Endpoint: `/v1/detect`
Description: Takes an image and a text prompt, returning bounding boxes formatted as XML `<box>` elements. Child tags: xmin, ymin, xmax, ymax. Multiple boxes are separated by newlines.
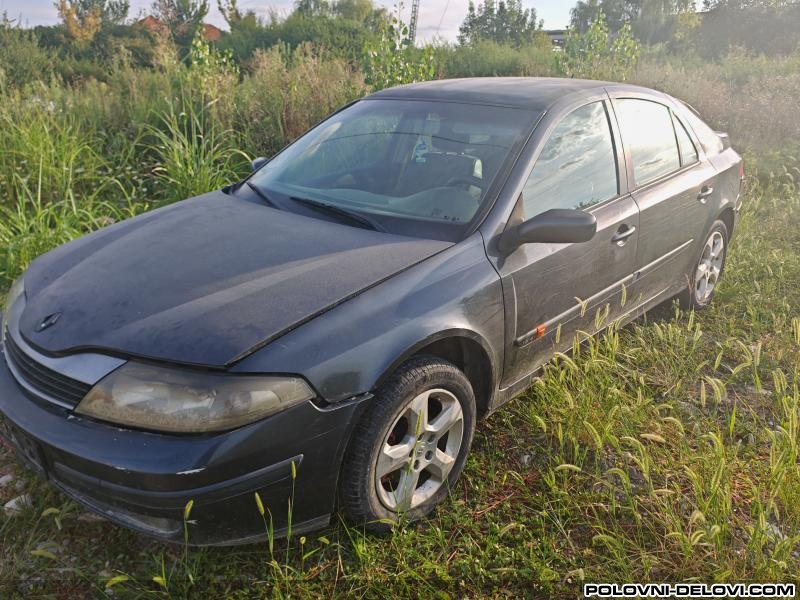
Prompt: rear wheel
<box><xmin>679</xmin><ymin>219</ymin><xmax>728</xmax><ymax>310</ymax></box>
<box><xmin>339</xmin><ymin>356</ymin><xmax>476</xmax><ymax>531</ymax></box>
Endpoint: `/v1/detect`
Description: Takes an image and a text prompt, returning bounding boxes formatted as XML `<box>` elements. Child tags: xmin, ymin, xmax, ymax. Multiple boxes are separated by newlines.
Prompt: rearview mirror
<box><xmin>251</xmin><ymin>156</ymin><xmax>269</xmax><ymax>172</ymax></box>
<box><xmin>498</xmin><ymin>208</ymin><xmax>597</xmax><ymax>254</ymax></box>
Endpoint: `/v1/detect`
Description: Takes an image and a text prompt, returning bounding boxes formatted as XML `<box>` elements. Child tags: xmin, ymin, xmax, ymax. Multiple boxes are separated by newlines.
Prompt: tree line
<box><xmin>0</xmin><ymin>0</ymin><xmax>798</xmax><ymax>87</ymax></box>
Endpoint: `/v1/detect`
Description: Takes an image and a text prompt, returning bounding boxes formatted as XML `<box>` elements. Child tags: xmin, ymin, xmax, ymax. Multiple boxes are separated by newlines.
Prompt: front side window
<box><xmin>249</xmin><ymin>99</ymin><xmax>537</xmax><ymax>240</ymax></box>
<box><xmin>615</xmin><ymin>98</ymin><xmax>681</xmax><ymax>186</ymax></box>
<box><xmin>522</xmin><ymin>101</ymin><xmax>618</xmax><ymax>219</ymax></box>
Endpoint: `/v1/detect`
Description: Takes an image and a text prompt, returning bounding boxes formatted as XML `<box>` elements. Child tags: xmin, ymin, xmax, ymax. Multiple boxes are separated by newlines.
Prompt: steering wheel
<box><xmin>445</xmin><ymin>175</ymin><xmax>485</xmax><ymax>192</ymax></box>
<box><xmin>334</xmin><ymin>172</ymin><xmax>376</xmax><ymax>189</ymax></box>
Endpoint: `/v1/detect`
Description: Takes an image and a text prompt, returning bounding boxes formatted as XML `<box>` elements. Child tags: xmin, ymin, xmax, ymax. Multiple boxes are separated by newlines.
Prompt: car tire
<box><xmin>678</xmin><ymin>219</ymin><xmax>729</xmax><ymax>310</ymax></box>
<box><xmin>339</xmin><ymin>356</ymin><xmax>476</xmax><ymax>532</ymax></box>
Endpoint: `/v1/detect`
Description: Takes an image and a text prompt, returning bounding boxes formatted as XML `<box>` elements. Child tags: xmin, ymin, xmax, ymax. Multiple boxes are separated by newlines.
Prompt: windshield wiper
<box><xmin>246</xmin><ymin>181</ymin><xmax>278</xmax><ymax>208</ymax></box>
<box><xmin>289</xmin><ymin>196</ymin><xmax>384</xmax><ymax>232</ymax></box>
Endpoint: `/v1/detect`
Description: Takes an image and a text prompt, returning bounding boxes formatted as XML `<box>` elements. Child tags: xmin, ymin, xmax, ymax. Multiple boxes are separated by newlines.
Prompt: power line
<box><xmin>436</xmin><ymin>0</ymin><xmax>452</xmax><ymax>34</ymax></box>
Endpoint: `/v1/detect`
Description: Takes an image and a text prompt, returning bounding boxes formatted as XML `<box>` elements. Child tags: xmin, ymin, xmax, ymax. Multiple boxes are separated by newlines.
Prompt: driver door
<box><xmin>497</xmin><ymin>100</ymin><xmax>640</xmax><ymax>387</ymax></box>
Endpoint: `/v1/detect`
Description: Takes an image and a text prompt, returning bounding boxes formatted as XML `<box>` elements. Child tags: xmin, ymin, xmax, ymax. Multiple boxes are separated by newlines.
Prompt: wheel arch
<box><xmin>717</xmin><ymin>205</ymin><xmax>735</xmax><ymax>238</ymax></box>
<box><xmin>373</xmin><ymin>329</ymin><xmax>498</xmax><ymax>419</ymax></box>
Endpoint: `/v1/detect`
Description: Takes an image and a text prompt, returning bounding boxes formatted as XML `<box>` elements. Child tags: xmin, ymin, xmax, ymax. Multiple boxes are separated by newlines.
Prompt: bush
<box><xmin>559</xmin><ymin>13</ymin><xmax>640</xmax><ymax>81</ymax></box>
<box><xmin>2</xmin><ymin>9</ymin><xmax>798</xmax><ymax>289</ymax></box>
<box><xmin>694</xmin><ymin>4</ymin><xmax>800</xmax><ymax>58</ymax></box>
<box><xmin>0</xmin><ymin>91</ymin><xmax>116</xmax><ymax>207</ymax></box>
<box><xmin>0</xmin><ymin>193</ymin><xmax>137</xmax><ymax>286</ymax></box>
<box><xmin>218</xmin><ymin>13</ymin><xmax>381</xmax><ymax>65</ymax></box>
<box><xmin>632</xmin><ymin>48</ymin><xmax>800</xmax><ymax>166</ymax></box>
<box><xmin>236</xmin><ymin>44</ymin><xmax>367</xmax><ymax>155</ymax></box>
<box><xmin>440</xmin><ymin>40</ymin><xmax>556</xmax><ymax>77</ymax></box>
<box><xmin>0</xmin><ymin>20</ymin><xmax>53</xmax><ymax>87</ymax></box>
<box><xmin>364</xmin><ymin>15</ymin><xmax>436</xmax><ymax>91</ymax></box>
<box><xmin>147</xmin><ymin>100</ymin><xmax>249</xmax><ymax>204</ymax></box>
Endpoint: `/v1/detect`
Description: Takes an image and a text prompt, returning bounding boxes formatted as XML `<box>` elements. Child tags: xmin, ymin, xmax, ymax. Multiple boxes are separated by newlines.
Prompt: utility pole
<box><xmin>409</xmin><ymin>0</ymin><xmax>420</xmax><ymax>44</ymax></box>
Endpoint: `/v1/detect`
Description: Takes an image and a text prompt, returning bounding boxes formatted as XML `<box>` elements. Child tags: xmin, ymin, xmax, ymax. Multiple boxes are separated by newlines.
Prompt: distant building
<box><xmin>543</xmin><ymin>29</ymin><xmax>567</xmax><ymax>48</ymax></box>
<box><xmin>201</xmin><ymin>23</ymin><xmax>223</xmax><ymax>42</ymax></box>
<box><xmin>137</xmin><ymin>15</ymin><xmax>165</xmax><ymax>36</ymax></box>
<box><xmin>136</xmin><ymin>16</ymin><xmax>223</xmax><ymax>42</ymax></box>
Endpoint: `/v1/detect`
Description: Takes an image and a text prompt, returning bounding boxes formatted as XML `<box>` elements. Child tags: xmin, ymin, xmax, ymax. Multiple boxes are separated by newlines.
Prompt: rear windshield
<box><xmin>249</xmin><ymin>99</ymin><xmax>538</xmax><ymax>240</ymax></box>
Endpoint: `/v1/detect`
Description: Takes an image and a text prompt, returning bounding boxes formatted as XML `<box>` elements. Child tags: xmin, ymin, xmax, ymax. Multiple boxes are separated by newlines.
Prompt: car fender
<box><xmin>370</xmin><ymin>326</ymin><xmax>497</xmax><ymax>391</ymax></box>
<box><xmin>231</xmin><ymin>232</ymin><xmax>505</xmax><ymax>406</ymax></box>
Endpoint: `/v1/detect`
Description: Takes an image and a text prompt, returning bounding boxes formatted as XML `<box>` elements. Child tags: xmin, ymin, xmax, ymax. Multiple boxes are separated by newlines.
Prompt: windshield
<box><xmin>248</xmin><ymin>99</ymin><xmax>538</xmax><ymax>240</ymax></box>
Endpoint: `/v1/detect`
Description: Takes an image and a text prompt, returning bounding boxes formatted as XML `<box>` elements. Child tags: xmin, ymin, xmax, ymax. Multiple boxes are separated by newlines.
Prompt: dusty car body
<box><xmin>0</xmin><ymin>78</ymin><xmax>743</xmax><ymax>544</ymax></box>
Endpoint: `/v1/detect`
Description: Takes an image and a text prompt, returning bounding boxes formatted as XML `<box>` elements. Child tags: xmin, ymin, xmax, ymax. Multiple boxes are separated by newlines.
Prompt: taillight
<box><xmin>739</xmin><ymin>161</ymin><xmax>745</xmax><ymax>180</ymax></box>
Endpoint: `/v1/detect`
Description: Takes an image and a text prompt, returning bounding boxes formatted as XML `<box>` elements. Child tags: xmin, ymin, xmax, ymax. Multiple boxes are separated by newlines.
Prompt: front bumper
<box><xmin>0</xmin><ymin>316</ymin><xmax>367</xmax><ymax>545</ymax></box>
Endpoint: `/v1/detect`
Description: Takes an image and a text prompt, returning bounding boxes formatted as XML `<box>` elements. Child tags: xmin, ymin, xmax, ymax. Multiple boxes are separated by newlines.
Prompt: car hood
<box><xmin>19</xmin><ymin>191</ymin><xmax>451</xmax><ymax>366</ymax></box>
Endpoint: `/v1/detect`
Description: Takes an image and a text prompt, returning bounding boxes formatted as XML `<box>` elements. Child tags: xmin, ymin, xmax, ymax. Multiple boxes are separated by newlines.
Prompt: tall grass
<box><xmin>147</xmin><ymin>99</ymin><xmax>249</xmax><ymax>204</ymax></box>
<box><xmin>235</xmin><ymin>44</ymin><xmax>367</xmax><ymax>156</ymax></box>
<box><xmin>633</xmin><ymin>48</ymin><xmax>800</xmax><ymax>173</ymax></box>
<box><xmin>0</xmin><ymin>161</ymin><xmax>137</xmax><ymax>285</ymax></box>
<box><xmin>2</xmin><ymin>34</ymin><xmax>800</xmax><ymax>597</ymax></box>
<box><xmin>6</xmin><ymin>177</ymin><xmax>796</xmax><ymax>592</ymax></box>
<box><xmin>438</xmin><ymin>40</ymin><xmax>558</xmax><ymax>78</ymax></box>
<box><xmin>0</xmin><ymin>40</ymin><xmax>366</xmax><ymax>288</ymax></box>
<box><xmin>0</xmin><ymin>93</ymin><xmax>114</xmax><ymax>206</ymax></box>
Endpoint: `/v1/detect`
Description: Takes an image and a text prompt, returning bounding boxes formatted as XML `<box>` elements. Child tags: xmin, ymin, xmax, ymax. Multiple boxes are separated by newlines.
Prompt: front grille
<box><xmin>3</xmin><ymin>331</ymin><xmax>92</xmax><ymax>407</ymax></box>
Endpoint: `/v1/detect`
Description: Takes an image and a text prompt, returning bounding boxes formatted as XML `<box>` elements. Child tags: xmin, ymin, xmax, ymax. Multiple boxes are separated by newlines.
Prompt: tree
<box><xmin>0</xmin><ymin>15</ymin><xmax>53</xmax><ymax>85</ymax></box>
<box><xmin>152</xmin><ymin>0</ymin><xmax>209</xmax><ymax>47</ymax></box>
<box><xmin>695</xmin><ymin>0</ymin><xmax>800</xmax><ymax>55</ymax></box>
<box><xmin>293</xmin><ymin>0</ymin><xmax>387</xmax><ymax>26</ymax></box>
<box><xmin>334</xmin><ymin>0</ymin><xmax>374</xmax><ymax>21</ymax></box>
<box><xmin>458</xmin><ymin>0</ymin><xmax>542</xmax><ymax>47</ymax></box>
<box><xmin>294</xmin><ymin>0</ymin><xmax>331</xmax><ymax>17</ymax></box>
<box><xmin>559</xmin><ymin>11</ymin><xmax>640</xmax><ymax>80</ymax></box>
<box><xmin>57</xmin><ymin>1</ymin><xmax>102</xmax><ymax>42</ymax></box>
<box><xmin>78</xmin><ymin>0</ymin><xmax>129</xmax><ymax>23</ymax></box>
<box><xmin>570</xmin><ymin>0</ymin><xmax>644</xmax><ymax>33</ymax></box>
<box><xmin>56</xmin><ymin>0</ymin><xmax>129</xmax><ymax>42</ymax></box>
<box><xmin>570</xmin><ymin>0</ymin><xmax>601</xmax><ymax>32</ymax></box>
<box><xmin>702</xmin><ymin>0</ymin><xmax>798</xmax><ymax>8</ymax></box>
<box><xmin>218</xmin><ymin>0</ymin><xmax>242</xmax><ymax>25</ymax></box>
<box><xmin>570</xmin><ymin>0</ymin><xmax>694</xmax><ymax>42</ymax></box>
<box><xmin>365</xmin><ymin>13</ymin><xmax>436</xmax><ymax>90</ymax></box>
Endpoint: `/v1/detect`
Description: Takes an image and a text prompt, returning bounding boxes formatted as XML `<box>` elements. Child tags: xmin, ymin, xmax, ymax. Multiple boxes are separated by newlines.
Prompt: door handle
<box><xmin>697</xmin><ymin>185</ymin><xmax>714</xmax><ymax>203</ymax></box>
<box><xmin>611</xmin><ymin>225</ymin><xmax>636</xmax><ymax>245</ymax></box>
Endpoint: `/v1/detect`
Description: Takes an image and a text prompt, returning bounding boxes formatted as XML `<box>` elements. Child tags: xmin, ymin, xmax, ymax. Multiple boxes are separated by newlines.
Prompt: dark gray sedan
<box><xmin>0</xmin><ymin>78</ymin><xmax>743</xmax><ymax>544</ymax></box>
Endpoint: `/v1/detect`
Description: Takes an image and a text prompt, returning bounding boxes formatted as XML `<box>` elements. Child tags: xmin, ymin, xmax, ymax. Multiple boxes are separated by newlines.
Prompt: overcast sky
<box><xmin>0</xmin><ymin>0</ymin><xmax>573</xmax><ymax>42</ymax></box>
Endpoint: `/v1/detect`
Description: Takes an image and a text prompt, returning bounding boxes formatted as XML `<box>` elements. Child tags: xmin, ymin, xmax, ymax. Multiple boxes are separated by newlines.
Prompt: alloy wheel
<box><xmin>375</xmin><ymin>388</ymin><xmax>464</xmax><ymax>512</ymax></box>
<box><xmin>695</xmin><ymin>230</ymin><xmax>725</xmax><ymax>304</ymax></box>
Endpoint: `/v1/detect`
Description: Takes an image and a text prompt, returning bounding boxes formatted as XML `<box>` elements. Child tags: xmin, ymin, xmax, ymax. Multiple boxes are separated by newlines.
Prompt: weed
<box><xmin>1</xmin><ymin>33</ymin><xmax>800</xmax><ymax>598</ymax></box>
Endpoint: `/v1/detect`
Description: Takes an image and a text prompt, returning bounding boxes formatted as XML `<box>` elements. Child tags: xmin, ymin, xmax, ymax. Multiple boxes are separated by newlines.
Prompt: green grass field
<box><xmin>1</xmin><ymin>30</ymin><xmax>800</xmax><ymax>597</ymax></box>
<box><xmin>2</xmin><ymin>175</ymin><xmax>799</xmax><ymax>596</ymax></box>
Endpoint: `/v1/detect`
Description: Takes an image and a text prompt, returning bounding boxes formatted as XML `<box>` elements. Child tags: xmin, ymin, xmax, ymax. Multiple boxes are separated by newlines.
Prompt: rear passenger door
<box><xmin>610</xmin><ymin>95</ymin><xmax>718</xmax><ymax>306</ymax></box>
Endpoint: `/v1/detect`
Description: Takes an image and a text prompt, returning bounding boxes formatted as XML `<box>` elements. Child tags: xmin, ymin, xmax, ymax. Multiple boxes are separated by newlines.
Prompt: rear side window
<box><xmin>615</xmin><ymin>99</ymin><xmax>680</xmax><ymax>186</ymax></box>
<box><xmin>673</xmin><ymin>113</ymin><xmax>698</xmax><ymax>166</ymax></box>
<box><xmin>522</xmin><ymin>101</ymin><xmax>618</xmax><ymax>219</ymax></box>
<box><xmin>680</xmin><ymin>102</ymin><xmax>724</xmax><ymax>156</ymax></box>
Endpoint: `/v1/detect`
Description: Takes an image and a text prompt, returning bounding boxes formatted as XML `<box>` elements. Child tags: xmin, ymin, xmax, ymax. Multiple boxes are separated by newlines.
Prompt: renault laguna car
<box><xmin>0</xmin><ymin>78</ymin><xmax>743</xmax><ymax>545</ymax></box>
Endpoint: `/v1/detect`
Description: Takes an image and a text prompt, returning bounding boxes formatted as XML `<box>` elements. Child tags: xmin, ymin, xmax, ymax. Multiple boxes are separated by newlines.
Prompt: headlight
<box><xmin>3</xmin><ymin>275</ymin><xmax>25</xmax><ymax>316</ymax></box>
<box><xmin>76</xmin><ymin>362</ymin><xmax>316</xmax><ymax>433</ymax></box>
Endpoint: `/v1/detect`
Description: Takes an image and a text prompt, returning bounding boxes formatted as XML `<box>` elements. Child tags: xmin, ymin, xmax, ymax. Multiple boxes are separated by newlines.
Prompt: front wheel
<box><xmin>339</xmin><ymin>356</ymin><xmax>476</xmax><ymax>532</ymax></box>
<box><xmin>679</xmin><ymin>219</ymin><xmax>729</xmax><ymax>310</ymax></box>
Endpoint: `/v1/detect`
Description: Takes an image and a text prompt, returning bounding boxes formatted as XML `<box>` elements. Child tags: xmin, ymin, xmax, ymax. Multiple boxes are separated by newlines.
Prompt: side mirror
<box><xmin>251</xmin><ymin>156</ymin><xmax>269</xmax><ymax>172</ymax></box>
<box><xmin>498</xmin><ymin>208</ymin><xmax>597</xmax><ymax>254</ymax></box>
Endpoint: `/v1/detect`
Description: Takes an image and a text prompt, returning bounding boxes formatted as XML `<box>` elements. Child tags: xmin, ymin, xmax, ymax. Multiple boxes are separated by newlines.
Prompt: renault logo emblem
<box><xmin>36</xmin><ymin>312</ymin><xmax>62</xmax><ymax>332</ymax></box>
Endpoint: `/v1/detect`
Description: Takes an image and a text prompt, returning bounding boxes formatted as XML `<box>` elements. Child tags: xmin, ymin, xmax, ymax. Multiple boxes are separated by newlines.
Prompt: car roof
<box><xmin>366</xmin><ymin>77</ymin><xmax>657</xmax><ymax>112</ymax></box>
